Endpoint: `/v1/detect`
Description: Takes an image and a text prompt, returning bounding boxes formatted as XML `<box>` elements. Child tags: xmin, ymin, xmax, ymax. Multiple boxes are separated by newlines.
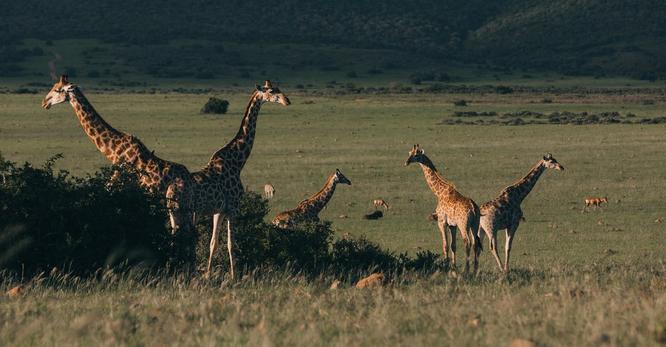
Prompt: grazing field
<box><xmin>1</xmin><ymin>88</ymin><xmax>665</xmax><ymax>346</ymax></box>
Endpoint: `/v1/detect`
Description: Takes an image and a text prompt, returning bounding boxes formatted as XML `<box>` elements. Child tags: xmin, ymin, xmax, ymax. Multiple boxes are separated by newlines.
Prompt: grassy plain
<box><xmin>0</xmin><ymin>85</ymin><xmax>665</xmax><ymax>346</ymax></box>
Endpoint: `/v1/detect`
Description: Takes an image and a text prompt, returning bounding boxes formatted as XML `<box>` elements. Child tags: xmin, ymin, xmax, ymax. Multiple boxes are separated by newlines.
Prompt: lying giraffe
<box><xmin>41</xmin><ymin>75</ymin><xmax>194</xmax><ymax>234</ymax></box>
<box><xmin>272</xmin><ymin>169</ymin><xmax>352</xmax><ymax>228</ymax></box>
<box><xmin>405</xmin><ymin>145</ymin><xmax>481</xmax><ymax>273</ymax></box>
<box><xmin>190</xmin><ymin>81</ymin><xmax>290</xmax><ymax>278</ymax></box>
<box><xmin>478</xmin><ymin>154</ymin><xmax>564</xmax><ymax>272</ymax></box>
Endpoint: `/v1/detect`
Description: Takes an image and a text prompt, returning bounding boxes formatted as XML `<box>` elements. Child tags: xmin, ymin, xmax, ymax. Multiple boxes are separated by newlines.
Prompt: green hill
<box><xmin>1</xmin><ymin>0</ymin><xmax>665</xmax><ymax>79</ymax></box>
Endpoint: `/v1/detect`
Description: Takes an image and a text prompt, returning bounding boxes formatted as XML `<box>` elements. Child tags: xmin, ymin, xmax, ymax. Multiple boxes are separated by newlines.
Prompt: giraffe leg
<box><xmin>450</xmin><ymin>226</ymin><xmax>457</xmax><ymax>270</ymax></box>
<box><xmin>205</xmin><ymin>213</ymin><xmax>222</xmax><ymax>278</ymax></box>
<box><xmin>482</xmin><ymin>221</ymin><xmax>503</xmax><ymax>272</ymax></box>
<box><xmin>490</xmin><ymin>232</ymin><xmax>503</xmax><ymax>272</ymax></box>
<box><xmin>436</xmin><ymin>219</ymin><xmax>449</xmax><ymax>261</ymax></box>
<box><xmin>504</xmin><ymin>224</ymin><xmax>519</xmax><ymax>273</ymax></box>
<box><xmin>227</xmin><ymin>218</ymin><xmax>236</xmax><ymax>280</ymax></box>
<box><xmin>460</xmin><ymin>228</ymin><xmax>471</xmax><ymax>273</ymax></box>
<box><xmin>169</xmin><ymin>212</ymin><xmax>178</xmax><ymax>235</ymax></box>
<box><xmin>469</xmin><ymin>226</ymin><xmax>479</xmax><ymax>274</ymax></box>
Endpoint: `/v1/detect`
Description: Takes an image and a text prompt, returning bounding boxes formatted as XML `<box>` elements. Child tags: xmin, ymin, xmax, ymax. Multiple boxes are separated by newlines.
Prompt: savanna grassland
<box><xmin>1</xmin><ymin>83</ymin><xmax>665</xmax><ymax>346</ymax></box>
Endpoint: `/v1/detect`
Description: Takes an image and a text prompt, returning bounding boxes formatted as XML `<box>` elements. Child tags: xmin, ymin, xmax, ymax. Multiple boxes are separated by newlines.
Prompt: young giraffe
<box><xmin>41</xmin><ymin>75</ymin><xmax>194</xmax><ymax>233</ymax></box>
<box><xmin>272</xmin><ymin>169</ymin><xmax>352</xmax><ymax>228</ymax></box>
<box><xmin>478</xmin><ymin>154</ymin><xmax>564</xmax><ymax>273</ymax></box>
<box><xmin>190</xmin><ymin>81</ymin><xmax>290</xmax><ymax>278</ymax></box>
<box><xmin>405</xmin><ymin>145</ymin><xmax>481</xmax><ymax>272</ymax></box>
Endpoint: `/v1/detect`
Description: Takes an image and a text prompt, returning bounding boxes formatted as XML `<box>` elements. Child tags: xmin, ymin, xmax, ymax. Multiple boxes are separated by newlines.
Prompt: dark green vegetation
<box><xmin>0</xmin><ymin>155</ymin><xmax>444</xmax><ymax>279</ymax></box>
<box><xmin>2</xmin><ymin>0</ymin><xmax>666</xmax><ymax>81</ymax></box>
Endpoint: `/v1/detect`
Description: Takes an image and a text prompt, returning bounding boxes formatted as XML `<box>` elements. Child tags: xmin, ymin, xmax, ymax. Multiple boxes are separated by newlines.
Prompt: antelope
<box><xmin>373</xmin><ymin>199</ymin><xmax>390</xmax><ymax>210</ymax></box>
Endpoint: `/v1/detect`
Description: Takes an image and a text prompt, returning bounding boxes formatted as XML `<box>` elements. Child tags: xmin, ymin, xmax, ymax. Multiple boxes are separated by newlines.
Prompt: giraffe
<box><xmin>272</xmin><ymin>169</ymin><xmax>352</xmax><ymax>228</ymax></box>
<box><xmin>405</xmin><ymin>144</ymin><xmax>481</xmax><ymax>273</ymax></box>
<box><xmin>41</xmin><ymin>75</ymin><xmax>194</xmax><ymax>234</ymax></box>
<box><xmin>478</xmin><ymin>154</ymin><xmax>564</xmax><ymax>273</ymax></box>
<box><xmin>190</xmin><ymin>80</ymin><xmax>290</xmax><ymax>278</ymax></box>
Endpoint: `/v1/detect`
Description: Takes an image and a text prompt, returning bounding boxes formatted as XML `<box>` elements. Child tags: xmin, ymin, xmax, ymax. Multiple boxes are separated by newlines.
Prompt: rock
<box><xmin>6</xmin><ymin>285</ymin><xmax>23</xmax><ymax>297</ymax></box>
<box><xmin>508</xmin><ymin>338</ymin><xmax>535</xmax><ymax>347</ymax></box>
<box><xmin>355</xmin><ymin>273</ymin><xmax>384</xmax><ymax>289</ymax></box>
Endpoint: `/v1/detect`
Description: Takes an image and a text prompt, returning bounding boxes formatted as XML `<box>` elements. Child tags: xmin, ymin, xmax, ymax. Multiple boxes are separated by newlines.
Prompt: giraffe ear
<box><xmin>255</xmin><ymin>84</ymin><xmax>263</xmax><ymax>92</ymax></box>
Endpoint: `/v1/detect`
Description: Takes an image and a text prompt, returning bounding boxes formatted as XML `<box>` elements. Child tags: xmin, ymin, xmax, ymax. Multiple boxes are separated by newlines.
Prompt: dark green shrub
<box><xmin>453</xmin><ymin>99</ymin><xmax>468</xmax><ymax>106</ymax></box>
<box><xmin>201</xmin><ymin>97</ymin><xmax>229</xmax><ymax>114</ymax></box>
<box><xmin>0</xmin><ymin>154</ymin><xmax>173</xmax><ymax>276</ymax></box>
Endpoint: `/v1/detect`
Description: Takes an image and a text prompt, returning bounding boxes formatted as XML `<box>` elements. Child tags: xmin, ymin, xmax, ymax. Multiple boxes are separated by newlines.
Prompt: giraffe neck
<box><xmin>300</xmin><ymin>174</ymin><xmax>338</xmax><ymax>215</ymax></box>
<box><xmin>67</xmin><ymin>87</ymin><xmax>123</xmax><ymax>163</ymax></box>
<box><xmin>505</xmin><ymin>160</ymin><xmax>546</xmax><ymax>204</ymax></box>
<box><xmin>418</xmin><ymin>156</ymin><xmax>455</xmax><ymax>197</ymax></box>
<box><xmin>208</xmin><ymin>92</ymin><xmax>263</xmax><ymax>171</ymax></box>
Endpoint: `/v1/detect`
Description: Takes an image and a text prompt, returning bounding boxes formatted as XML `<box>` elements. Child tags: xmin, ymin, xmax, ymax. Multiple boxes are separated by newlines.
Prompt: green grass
<box><xmin>0</xmin><ymin>86</ymin><xmax>665</xmax><ymax>345</ymax></box>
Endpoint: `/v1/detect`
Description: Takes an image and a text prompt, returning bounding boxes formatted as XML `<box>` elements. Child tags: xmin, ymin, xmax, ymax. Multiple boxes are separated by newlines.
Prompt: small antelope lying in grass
<box><xmin>373</xmin><ymin>199</ymin><xmax>390</xmax><ymax>210</ymax></box>
<box><xmin>585</xmin><ymin>196</ymin><xmax>608</xmax><ymax>209</ymax></box>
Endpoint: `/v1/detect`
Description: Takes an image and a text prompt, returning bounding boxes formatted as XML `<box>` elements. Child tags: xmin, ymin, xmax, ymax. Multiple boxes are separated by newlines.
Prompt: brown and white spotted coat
<box><xmin>42</xmin><ymin>75</ymin><xmax>195</xmax><ymax>233</ymax></box>
<box><xmin>191</xmin><ymin>80</ymin><xmax>290</xmax><ymax>278</ymax></box>
<box><xmin>405</xmin><ymin>145</ymin><xmax>481</xmax><ymax>273</ymax></box>
<box><xmin>478</xmin><ymin>154</ymin><xmax>564</xmax><ymax>272</ymax></box>
<box><xmin>272</xmin><ymin>169</ymin><xmax>351</xmax><ymax>228</ymax></box>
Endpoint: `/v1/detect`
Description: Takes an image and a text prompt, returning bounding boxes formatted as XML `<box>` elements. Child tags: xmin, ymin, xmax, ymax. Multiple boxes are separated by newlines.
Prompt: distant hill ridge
<box><xmin>1</xmin><ymin>0</ymin><xmax>665</xmax><ymax>78</ymax></box>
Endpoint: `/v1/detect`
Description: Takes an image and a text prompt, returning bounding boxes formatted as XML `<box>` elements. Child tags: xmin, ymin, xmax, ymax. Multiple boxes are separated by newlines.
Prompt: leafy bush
<box><xmin>0</xmin><ymin>154</ymin><xmax>175</xmax><ymax>276</ymax></box>
<box><xmin>201</xmin><ymin>97</ymin><xmax>229</xmax><ymax>114</ymax></box>
<box><xmin>1</xmin><ymin>155</ymin><xmax>446</xmax><ymax>279</ymax></box>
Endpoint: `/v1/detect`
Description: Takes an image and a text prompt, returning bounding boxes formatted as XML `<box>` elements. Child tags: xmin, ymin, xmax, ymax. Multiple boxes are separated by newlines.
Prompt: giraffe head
<box><xmin>405</xmin><ymin>144</ymin><xmax>427</xmax><ymax>166</ymax></box>
<box><xmin>42</xmin><ymin>75</ymin><xmax>75</xmax><ymax>109</ymax></box>
<box><xmin>255</xmin><ymin>80</ymin><xmax>291</xmax><ymax>106</ymax></box>
<box><xmin>333</xmin><ymin>169</ymin><xmax>352</xmax><ymax>185</ymax></box>
<box><xmin>601</xmin><ymin>196</ymin><xmax>608</xmax><ymax>203</ymax></box>
<box><xmin>542</xmin><ymin>153</ymin><xmax>564</xmax><ymax>171</ymax></box>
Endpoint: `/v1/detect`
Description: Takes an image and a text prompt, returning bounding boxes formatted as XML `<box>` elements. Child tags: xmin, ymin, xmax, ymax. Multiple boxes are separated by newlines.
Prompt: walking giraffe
<box><xmin>405</xmin><ymin>145</ymin><xmax>481</xmax><ymax>273</ymax></box>
<box><xmin>191</xmin><ymin>80</ymin><xmax>290</xmax><ymax>279</ymax></box>
<box><xmin>272</xmin><ymin>169</ymin><xmax>352</xmax><ymax>228</ymax></box>
<box><xmin>41</xmin><ymin>75</ymin><xmax>194</xmax><ymax>233</ymax></box>
<box><xmin>478</xmin><ymin>154</ymin><xmax>564</xmax><ymax>272</ymax></box>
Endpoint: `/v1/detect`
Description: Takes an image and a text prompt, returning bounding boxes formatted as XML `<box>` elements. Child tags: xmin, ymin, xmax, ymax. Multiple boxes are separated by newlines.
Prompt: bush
<box><xmin>201</xmin><ymin>97</ymin><xmax>229</xmax><ymax>114</ymax></box>
<box><xmin>0</xmin><ymin>154</ymin><xmax>174</xmax><ymax>276</ymax></box>
<box><xmin>453</xmin><ymin>99</ymin><xmax>468</xmax><ymax>106</ymax></box>
<box><xmin>1</xmin><ymin>155</ymin><xmax>446</xmax><ymax>280</ymax></box>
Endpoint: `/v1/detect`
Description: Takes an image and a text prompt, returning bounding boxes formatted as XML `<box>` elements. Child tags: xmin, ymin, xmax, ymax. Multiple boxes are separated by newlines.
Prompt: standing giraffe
<box><xmin>405</xmin><ymin>145</ymin><xmax>481</xmax><ymax>273</ymax></box>
<box><xmin>41</xmin><ymin>75</ymin><xmax>194</xmax><ymax>234</ymax></box>
<box><xmin>190</xmin><ymin>80</ymin><xmax>290</xmax><ymax>278</ymax></box>
<box><xmin>272</xmin><ymin>169</ymin><xmax>352</xmax><ymax>228</ymax></box>
<box><xmin>478</xmin><ymin>154</ymin><xmax>564</xmax><ymax>272</ymax></box>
